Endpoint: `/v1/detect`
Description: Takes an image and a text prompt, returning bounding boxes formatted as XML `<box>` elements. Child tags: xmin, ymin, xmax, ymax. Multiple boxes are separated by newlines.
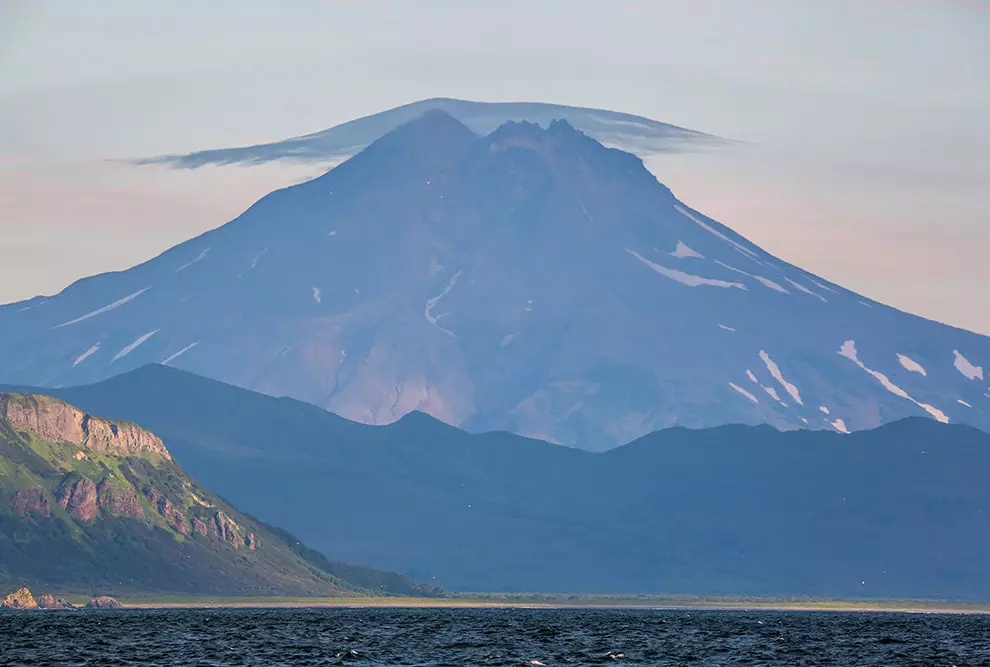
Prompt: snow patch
<box><xmin>715</xmin><ymin>261</ymin><xmax>789</xmax><ymax>294</ymax></box>
<box><xmin>839</xmin><ymin>340</ymin><xmax>949</xmax><ymax>423</ymax></box>
<box><xmin>112</xmin><ymin>329</ymin><xmax>160</xmax><ymax>363</ymax></box>
<box><xmin>626</xmin><ymin>249</ymin><xmax>746</xmax><ymax>289</ymax></box>
<box><xmin>761</xmin><ymin>384</ymin><xmax>787</xmax><ymax>406</ymax></box>
<box><xmin>897</xmin><ymin>354</ymin><xmax>927</xmax><ymax>376</ymax></box>
<box><xmin>175</xmin><ymin>247</ymin><xmax>210</xmax><ymax>272</ymax></box>
<box><xmin>746</xmin><ymin>369</ymin><xmax>758</xmax><ymax>384</ymax></box>
<box><xmin>807</xmin><ymin>277</ymin><xmax>839</xmax><ymax>294</ymax></box>
<box><xmin>327</xmin><ymin>230</ymin><xmax>338</xmax><ymax>236</ymax></box>
<box><xmin>674</xmin><ymin>205</ymin><xmax>760</xmax><ymax>259</ymax></box>
<box><xmin>72</xmin><ymin>343</ymin><xmax>100</xmax><ymax>367</ymax></box>
<box><xmin>425</xmin><ymin>271</ymin><xmax>462</xmax><ymax>338</ymax></box>
<box><xmin>759</xmin><ymin>351</ymin><xmax>803</xmax><ymax>405</ymax></box>
<box><xmin>831</xmin><ymin>418</ymin><xmax>850</xmax><ymax>434</ymax></box>
<box><xmin>819</xmin><ymin>406</ymin><xmax>830</xmax><ymax>415</ymax></box>
<box><xmin>54</xmin><ymin>287</ymin><xmax>151</xmax><ymax>329</ymax></box>
<box><xmin>729</xmin><ymin>382</ymin><xmax>759</xmax><ymax>404</ymax></box>
<box><xmin>16</xmin><ymin>299</ymin><xmax>48</xmax><ymax>313</ymax></box>
<box><xmin>953</xmin><ymin>350</ymin><xmax>983</xmax><ymax>381</ymax></box>
<box><xmin>500</xmin><ymin>333</ymin><xmax>520</xmax><ymax>347</ymax></box>
<box><xmin>958</xmin><ymin>399</ymin><xmax>972</xmax><ymax>408</ymax></box>
<box><xmin>162</xmin><ymin>342</ymin><xmax>198</xmax><ymax>365</ymax></box>
<box><xmin>248</xmin><ymin>248</ymin><xmax>267</xmax><ymax>271</ymax></box>
<box><xmin>784</xmin><ymin>278</ymin><xmax>828</xmax><ymax>302</ymax></box>
<box><xmin>312</xmin><ymin>287</ymin><xmax>322</xmax><ymax>304</ymax></box>
<box><xmin>859</xmin><ymin>301</ymin><xmax>874</xmax><ymax>308</ymax></box>
<box><xmin>754</xmin><ymin>276</ymin><xmax>790</xmax><ymax>294</ymax></box>
<box><xmin>718</xmin><ymin>324</ymin><xmax>736</xmax><ymax>332</ymax></box>
<box><xmin>669</xmin><ymin>241</ymin><xmax>704</xmax><ymax>259</ymax></box>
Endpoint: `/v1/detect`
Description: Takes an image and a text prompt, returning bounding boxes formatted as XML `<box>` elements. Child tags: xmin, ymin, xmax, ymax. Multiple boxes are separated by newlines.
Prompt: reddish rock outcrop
<box><xmin>97</xmin><ymin>481</ymin><xmax>143</xmax><ymax>517</ymax></box>
<box><xmin>0</xmin><ymin>394</ymin><xmax>171</xmax><ymax>460</ymax></box>
<box><xmin>10</xmin><ymin>486</ymin><xmax>51</xmax><ymax>518</ymax></box>
<box><xmin>213</xmin><ymin>511</ymin><xmax>241</xmax><ymax>545</ymax></box>
<box><xmin>192</xmin><ymin>517</ymin><xmax>209</xmax><ymax>537</ymax></box>
<box><xmin>146</xmin><ymin>488</ymin><xmax>187</xmax><ymax>534</ymax></box>
<box><xmin>56</xmin><ymin>476</ymin><xmax>98</xmax><ymax>521</ymax></box>
<box><xmin>245</xmin><ymin>532</ymin><xmax>257</xmax><ymax>550</ymax></box>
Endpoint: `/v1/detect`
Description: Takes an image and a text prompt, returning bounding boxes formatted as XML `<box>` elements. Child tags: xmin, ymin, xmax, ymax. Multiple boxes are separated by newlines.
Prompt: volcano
<box><xmin>1</xmin><ymin>110</ymin><xmax>987</xmax><ymax>448</ymax></box>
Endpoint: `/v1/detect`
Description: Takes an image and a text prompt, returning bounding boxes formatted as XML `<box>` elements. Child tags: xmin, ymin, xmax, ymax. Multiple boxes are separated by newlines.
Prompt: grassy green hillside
<box><xmin>0</xmin><ymin>393</ymin><xmax>430</xmax><ymax>597</ymax></box>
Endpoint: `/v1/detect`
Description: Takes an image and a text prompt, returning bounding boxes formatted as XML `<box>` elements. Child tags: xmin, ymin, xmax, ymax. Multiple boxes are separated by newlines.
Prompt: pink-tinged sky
<box><xmin>1</xmin><ymin>0</ymin><xmax>988</xmax><ymax>333</ymax></box>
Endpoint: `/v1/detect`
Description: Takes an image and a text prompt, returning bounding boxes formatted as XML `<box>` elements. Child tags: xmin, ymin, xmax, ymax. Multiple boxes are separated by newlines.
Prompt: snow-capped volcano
<box><xmin>2</xmin><ymin>111</ymin><xmax>987</xmax><ymax>448</ymax></box>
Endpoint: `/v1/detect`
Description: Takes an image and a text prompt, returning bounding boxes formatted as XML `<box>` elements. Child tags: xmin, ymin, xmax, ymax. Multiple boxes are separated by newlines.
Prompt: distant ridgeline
<box><xmin>0</xmin><ymin>393</ymin><xmax>431</xmax><ymax>597</ymax></box>
<box><xmin>6</xmin><ymin>365</ymin><xmax>990</xmax><ymax>601</ymax></box>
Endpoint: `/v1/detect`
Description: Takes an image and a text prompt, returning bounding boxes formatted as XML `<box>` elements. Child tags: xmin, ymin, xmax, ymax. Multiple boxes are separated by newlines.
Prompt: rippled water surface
<box><xmin>2</xmin><ymin>607</ymin><xmax>990</xmax><ymax>666</ymax></box>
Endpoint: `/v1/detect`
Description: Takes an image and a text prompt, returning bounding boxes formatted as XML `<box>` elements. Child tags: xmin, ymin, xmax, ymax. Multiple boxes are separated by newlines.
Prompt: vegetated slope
<box><xmin>6</xmin><ymin>365</ymin><xmax>989</xmax><ymax>600</ymax></box>
<box><xmin>0</xmin><ymin>391</ymin><xmax>427</xmax><ymax>597</ymax></box>
<box><xmin>1</xmin><ymin>111</ymin><xmax>987</xmax><ymax>449</ymax></box>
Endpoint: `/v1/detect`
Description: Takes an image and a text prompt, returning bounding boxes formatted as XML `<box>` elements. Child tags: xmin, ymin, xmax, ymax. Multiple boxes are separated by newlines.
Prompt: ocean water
<box><xmin>2</xmin><ymin>607</ymin><xmax>989</xmax><ymax>666</ymax></box>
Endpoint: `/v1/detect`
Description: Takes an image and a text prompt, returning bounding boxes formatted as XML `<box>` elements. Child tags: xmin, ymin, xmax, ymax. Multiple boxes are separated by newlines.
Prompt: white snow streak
<box><xmin>54</xmin><ymin>287</ymin><xmax>151</xmax><ymax>329</ymax></box>
<box><xmin>16</xmin><ymin>299</ymin><xmax>48</xmax><ymax>313</ymax></box>
<box><xmin>312</xmin><ymin>287</ymin><xmax>322</xmax><ymax>304</ymax></box>
<box><xmin>761</xmin><ymin>384</ymin><xmax>787</xmax><ymax>406</ymax></box>
<box><xmin>729</xmin><ymin>382</ymin><xmax>759</xmax><ymax>404</ymax></box>
<box><xmin>162</xmin><ymin>342</ymin><xmax>198</xmax><ymax>365</ymax></box>
<box><xmin>248</xmin><ymin>248</ymin><xmax>268</xmax><ymax>271</ymax></box>
<box><xmin>626</xmin><ymin>249</ymin><xmax>746</xmax><ymax>289</ymax></box>
<box><xmin>72</xmin><ymin>343</ymin><xmax>100</xmax><ymax>367</ymax></box>
<box><xmin>958</xmin><ymin>399</ymin><xmax>973</xmax><ymax>408</ymax></box>
<box><xmin>759</xmin><ymin>350</ymin><xmax>803</xmax><ymax>405</ymax></box>
<box><xmin>819</xmin><ymin>406</ymin><xmax>830</xmax><ymax>415</ymax></box>
<box><xmin>830</xmin><ymin>418</ymin><xmax>850</xmax><ymax>434</ymax></box>
<box><xmin>718</xmin><ymin>324</ymin><xmax>736</xmax><ymax>332</ymax></box>
<box><xmin>754</xmin><ymin>276</ymin><xmax>790</xmax><ymax>294</ymax></box>
<box><xmin>807</xmin><ymin>277</ymin><xmax>839</xmax><ymax>295</ymax></box>
<box><xmin>784</xmin><ymin>278</ymin><xmax>828</xmax><ymax>302</ymax></box>
<box><xmin>897</xmin><ymin>354</ymin><xmax>927</xmax><ymax>376</ymax></box>
<box><xmin>674</xmin><ymin>205</ymin><xmax>760</xmax><ymax>259</ymax></box>
<box><xmin>746</xmin><ymin>369</ymin><xmax>759</xmax><ymax>383</ymax></box>
<box><xmin>327</xmin><ymin>230</ymin><xmax>338</xmax><ymax>236</ymax></box>
<box><xmin>714</xmin><ymin>261</ymin><xmax>789</xmax><ymax>294</ymax></box>
<box><xmin>501</xmin><ymin>333</ymin><xmax>520</xmax><ymax>347</ymax></box>
<box><xmin>175</xmin><ymin>247</ymin><xmax>210</xmax><ymax>272</ymax></box>
<box><xmin>839</xmin><ymin>340</ymin><xmax>949</xmax><ymax>423</ymax></box>
<box><xmin>425</xmin><ymin>271</ymin><xmax>462</xmax><ymax>337</ymax></box>
<box><xmin>953</xmin><ymin>350</ymin><xmax>984</xmax><ymax>381</ymax></box>
<box><xmin>669</xmin><ymin>241</ymin><xmax>704</xmax><ymax>259</ymax></box>
<box><xmin>859</xmin><ymin>301</ymin><xmax>874</xmax><ymax>309</ymax></box>
<box><xmin>112</xmin><ymin>329</ymin><xmax>160</xmax><ymax>363</ymax></box>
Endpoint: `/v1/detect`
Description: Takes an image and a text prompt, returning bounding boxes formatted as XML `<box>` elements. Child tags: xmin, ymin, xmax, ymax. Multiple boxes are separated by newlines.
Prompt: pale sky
<box><xmin>1</xmin><ymin>1</ymin><xmax>988</xmax><ymax>333</ymax></box>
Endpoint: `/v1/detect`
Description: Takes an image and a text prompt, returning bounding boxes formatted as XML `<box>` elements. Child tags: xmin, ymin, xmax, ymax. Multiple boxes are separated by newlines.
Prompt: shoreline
<box><xmin>116</xmin><ymin>596</ymin><xmax>990</xmax><ymax>615</ymax></box>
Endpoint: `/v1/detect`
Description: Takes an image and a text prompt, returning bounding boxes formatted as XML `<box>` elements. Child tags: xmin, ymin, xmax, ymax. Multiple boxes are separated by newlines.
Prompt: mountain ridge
<box><xmin>3</xmin><ymin>365</ymin><xmax>988</xmax><ymax>598</ymax></box>
<box><xmin>1</xmin><ymin>112</ymin><xmax>987</xmax><ymax>448</ymax></box>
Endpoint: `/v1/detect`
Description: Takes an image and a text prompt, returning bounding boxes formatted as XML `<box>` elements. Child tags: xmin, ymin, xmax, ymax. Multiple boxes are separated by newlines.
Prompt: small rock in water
<box><xmin>1</xmin><ymin>587</ymin><xmax>38</xmax><ymax>609</ymax></box>
<box><xmin>85</xmin><ymin>595</ymin><xmax>123</xmax><ymax>609</ymax></box>
<box><xmin>37</xmin><ymin>593</ymin><xmax>76</xmax><ymax>610</ymax></box>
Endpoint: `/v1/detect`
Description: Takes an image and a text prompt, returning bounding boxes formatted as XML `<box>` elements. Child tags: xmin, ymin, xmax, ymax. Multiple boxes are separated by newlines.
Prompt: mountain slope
<box><xmin>4</xmin><ymin>365</ymin><xmax>990</xmax><ymax>599</ymax></box>
<box><xmin>0</xmin><ymin>391</ymin><xmax>426</xmax><ymax>596</ymax></box>
<box><xmin>1</xmin><ymin>111</ymin><xmax>988</xmax><ymax>448</ymax></box>
<box><xmin>142</xmin><ymin>97</ymin><xmax>718</xmax><ymax>168</ymax></box>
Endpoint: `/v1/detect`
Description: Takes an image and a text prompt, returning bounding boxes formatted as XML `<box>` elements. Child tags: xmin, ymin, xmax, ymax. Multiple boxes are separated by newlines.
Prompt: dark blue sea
<box><xmin>2</xmin><ymin>607</ymin><xmax>990</xmax><ymax>666</ymax></box>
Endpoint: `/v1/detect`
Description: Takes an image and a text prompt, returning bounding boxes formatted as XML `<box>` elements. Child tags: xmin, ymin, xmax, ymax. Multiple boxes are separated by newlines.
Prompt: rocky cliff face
<box><xmin>0</xmin><ymin>394</ymin><xmax>171</xmax><ymax>460</ymax></box>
